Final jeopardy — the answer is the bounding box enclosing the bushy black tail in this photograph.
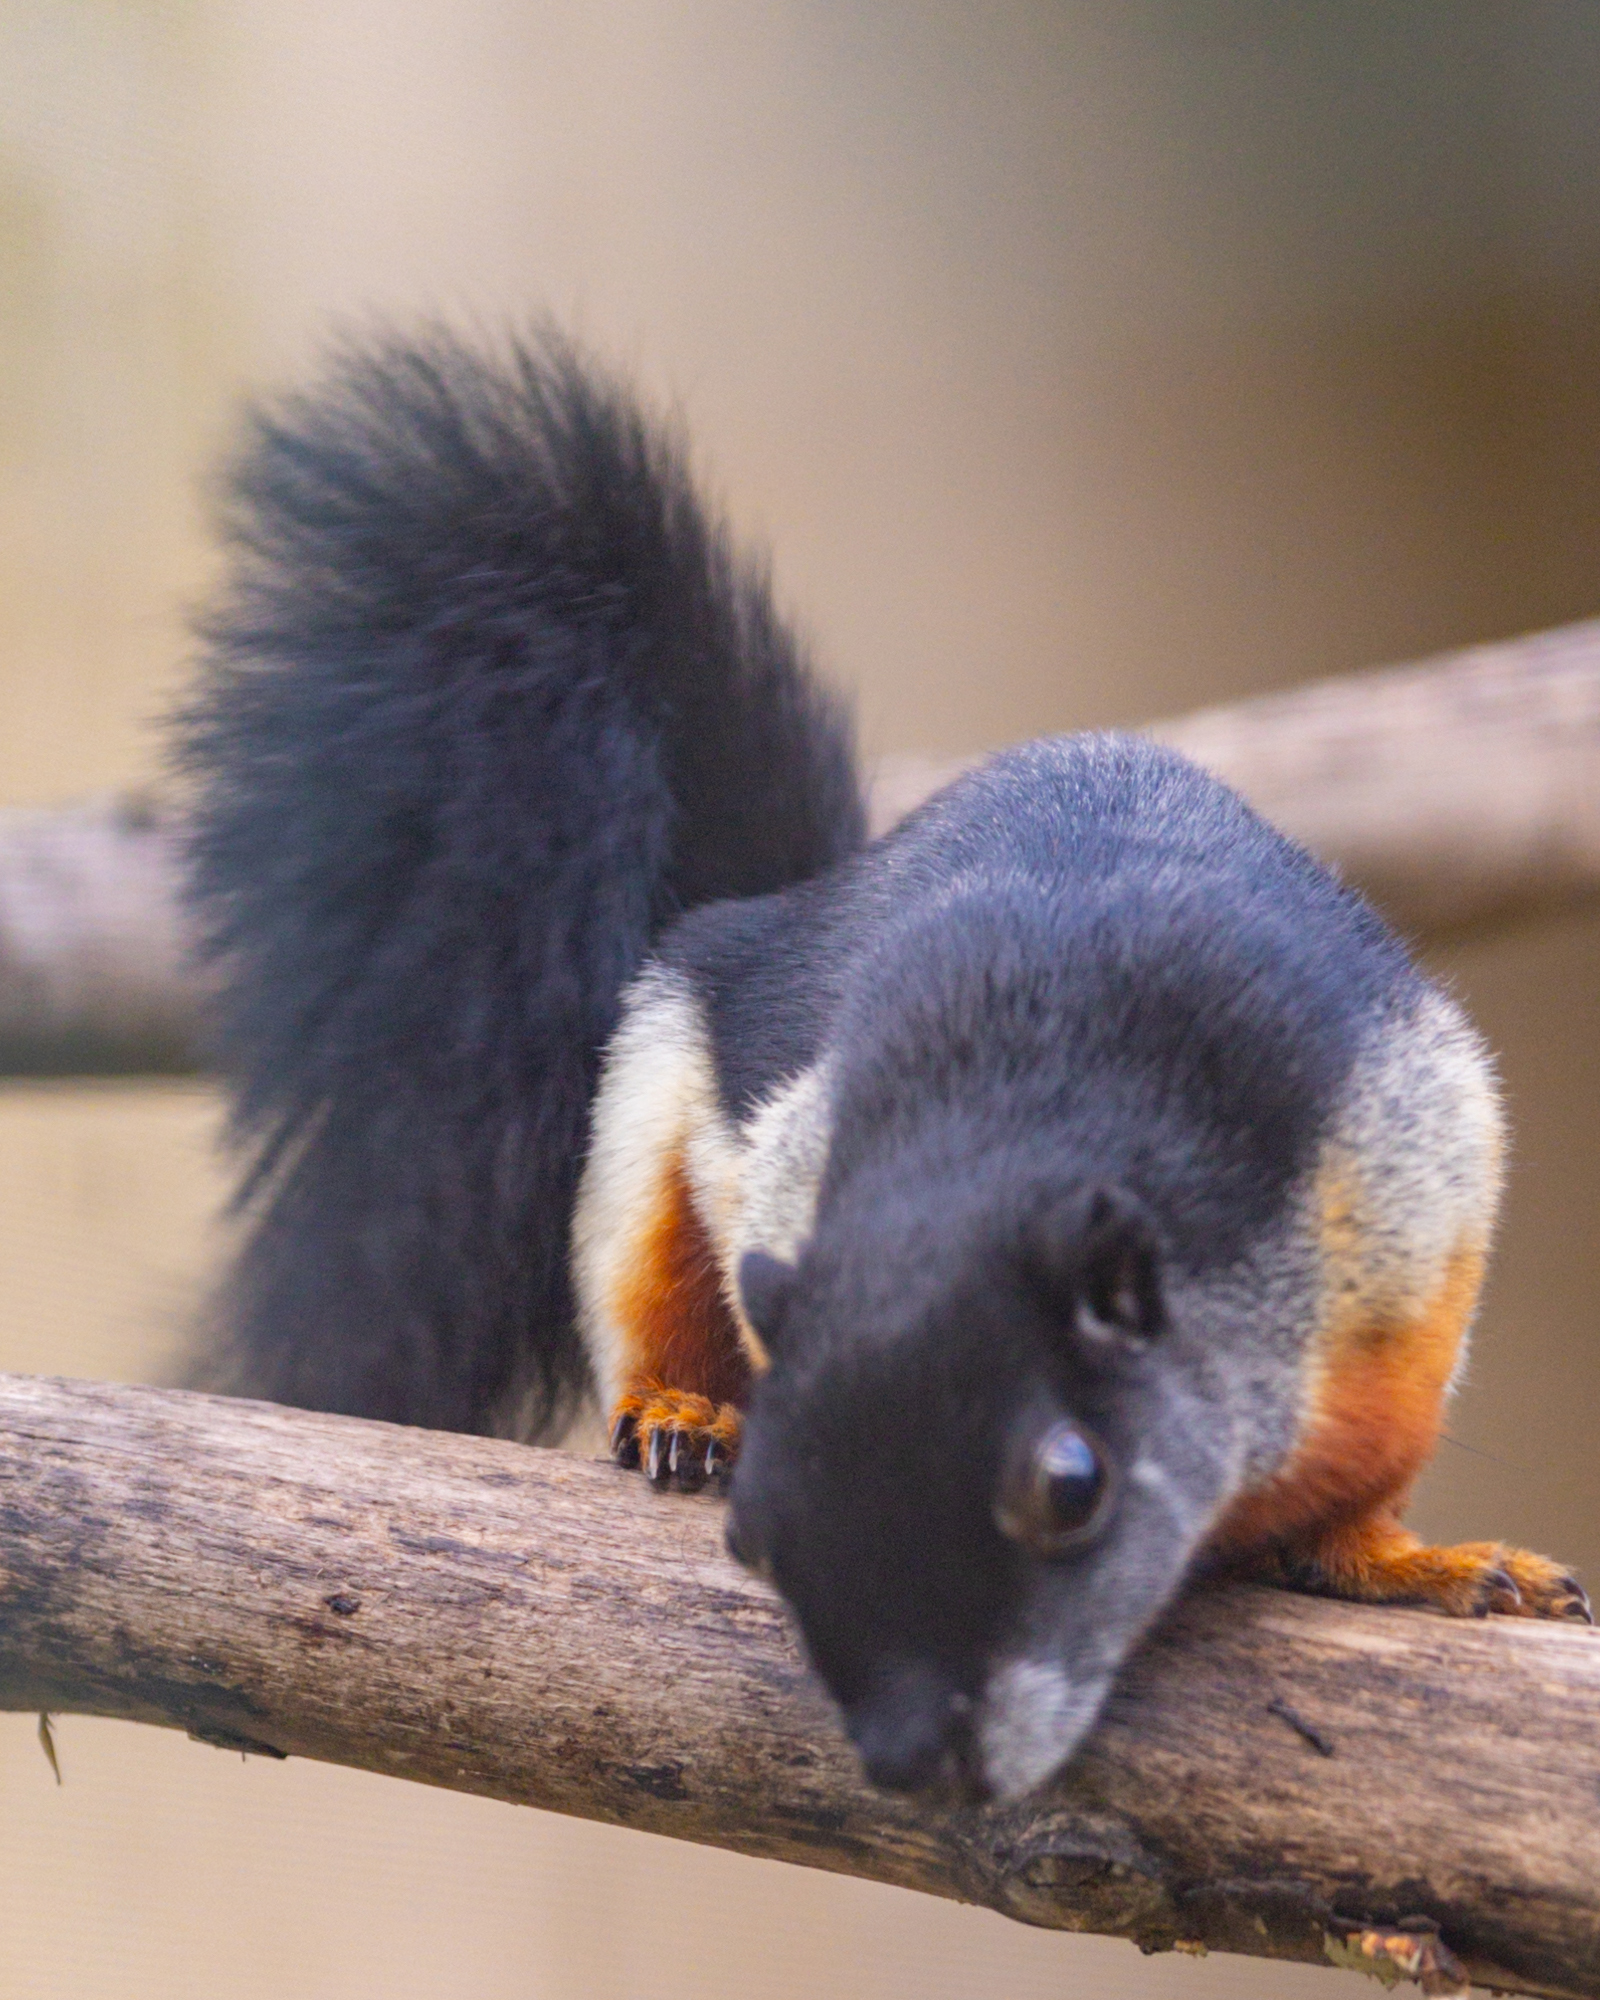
[176,327,864,1437]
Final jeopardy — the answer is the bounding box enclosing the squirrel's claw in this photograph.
[1489,1551,1594,1622]
[666,1426,708,1492]
[609,1409,641,1469]
[609,1387,742,1494]
[1475,1566,1522,1617]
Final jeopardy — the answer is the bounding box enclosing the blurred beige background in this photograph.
[1,4,1597,1996]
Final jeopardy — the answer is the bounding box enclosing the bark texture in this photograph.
[2,1374,1596,1998]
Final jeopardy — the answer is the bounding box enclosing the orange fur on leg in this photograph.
[1254,1508,1592,1622]
[611,1151,751,1406]
[1213,1245,1486,1557]
[605,1150,750,1488]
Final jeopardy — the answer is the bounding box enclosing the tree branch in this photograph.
[3,619,1598,1074]
[0,793,197,1074]
[1151,618,1600,936]
[870,616,1600,936]
[2,1374,1596,1997]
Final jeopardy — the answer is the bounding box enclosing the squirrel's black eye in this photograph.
[994,1419,1114,1557]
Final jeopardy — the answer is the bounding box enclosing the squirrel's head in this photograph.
[725,1177,1244,1804]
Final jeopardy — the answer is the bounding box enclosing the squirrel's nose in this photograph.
[847,1667,990,1804]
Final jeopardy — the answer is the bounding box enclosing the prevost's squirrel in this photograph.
[177,327,1590,1806]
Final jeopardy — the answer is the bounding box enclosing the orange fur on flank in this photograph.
[1212,1241,1484,1557]
[1211,1234,1587,1619]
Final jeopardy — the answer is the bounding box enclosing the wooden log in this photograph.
[2,1373,1596,1998]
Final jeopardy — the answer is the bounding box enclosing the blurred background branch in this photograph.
[5,618,1595,1079]
[0,793,197,1075]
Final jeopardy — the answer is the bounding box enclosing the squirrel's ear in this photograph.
[738,1249,797,1354]
[1025,1187,1166,1348]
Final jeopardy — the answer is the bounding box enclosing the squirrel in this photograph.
[176,326,1591,1807]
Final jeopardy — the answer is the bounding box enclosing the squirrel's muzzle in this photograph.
[844,1661,991,1805]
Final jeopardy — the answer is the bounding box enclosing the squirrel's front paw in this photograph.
[609,1385,741,1492]
[1478,1546,1593,1622]
[1284,1515,1593,1623]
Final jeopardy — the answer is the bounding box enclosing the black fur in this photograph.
[671,731,1415,1264]
[176,327,864,1434]
[714,737,1425,1791]
[815,736,1414,1261]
